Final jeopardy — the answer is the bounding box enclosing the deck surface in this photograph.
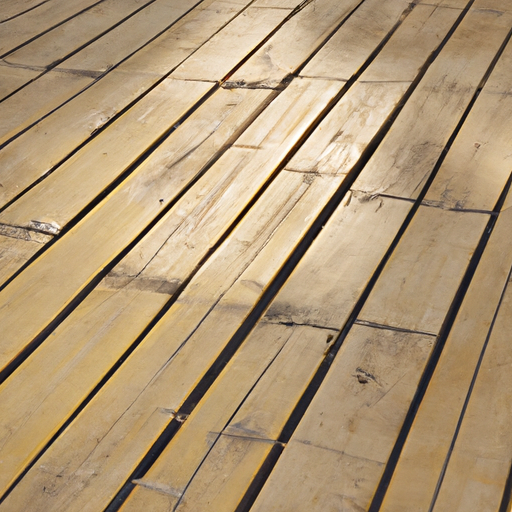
[1,0,512,510]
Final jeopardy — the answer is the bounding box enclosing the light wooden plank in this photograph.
[4,0,175,69]
[380,206,512,511]
[171,6,294,81]
[287,1,463,174]
[123,322,335,511]
[0,79,339,372]
[300,0,417,81]
[226,0,362,88]
[353,4,512,199]
[431,276,512,511]
[0,170,342,510]
[0,85,269,235]
[0,69,93,145]
[0,0,102,56]
[123,323,334,510]
[0,63,40,100]
[358,206,489,334]
[0,0,52,23]
[251,325,434,511]
[265,193,412,330]
[62,0,246,75]
[0,170,338,497]
[287,81,409,174]
[424,36,512,211]
[0,233,50,284]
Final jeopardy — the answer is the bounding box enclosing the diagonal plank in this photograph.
[353,2,512,200]
[0,0,53,23]
[0,0,103,57]
[431,257,512,511]
[0,77,340,375]
[4,0,165,69]
[378,203,512,511]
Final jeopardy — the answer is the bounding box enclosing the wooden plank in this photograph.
[250,325,434,511]
[0,76,339,381]
[0,0,102,56]
[299,0,412,81]
[358,206,489,334]
[0,232,50,284]
[431,276,512,511]
[171,6,294,81]
[0,0,52,23]
[61,0,245,75]
[0,69,94,145]
[0,63,40,100]
[424,36,512,212]
[4,0,173,69]
[0,85,269,235]
[353,4,512,199]
[286,2,463,174]
[128,435,274,512]
[122,322,336,511]
[379,206,512,511]
[226,0,362,88]
[0,169,342,509]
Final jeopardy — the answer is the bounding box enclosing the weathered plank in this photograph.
[0,63,40,100]
[424,35,512,212]
[431,275,512,511]
[0,84,267,235]
[250,325,434,511]
[0,232,51,284]
[4,0,175,69]
[171,6,294,81]
[61,0,243,75]
[358,206,489,334]
[286,81,409,175]
[299,0,416,81]
[379,206,512,511]
[0,169,341,509]
[353,3,512,199]
[287,2,462,174]
[0,0,52,23]
[226,0,362,88]
[121,322,336,511]
[0,76,340,376]
[0,0,102,56]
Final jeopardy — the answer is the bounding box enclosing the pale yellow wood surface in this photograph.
[251,325,434,511]
[0,0,52,22]
[0,63,40,100]
[0,0,242,207]
[300,0,441,81]
[287,0,463,175]
[424,36,512,211]
[379,205,512,511]
[265,193,412,329]
[0,168,332,495]
[353,4,512,199]
[0,0,101,56]
[227,0,362,88]
[4,0,175,69]
[286,81,409,174]
[66,0,247,75]
[0,170,341,510]
[0,232,50,284]
[123,323,336,509]
[359,206,488,334]
[0,69,93,145]
[171,6,293,81]
[0,85,268,235]
[432,276,512,511]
